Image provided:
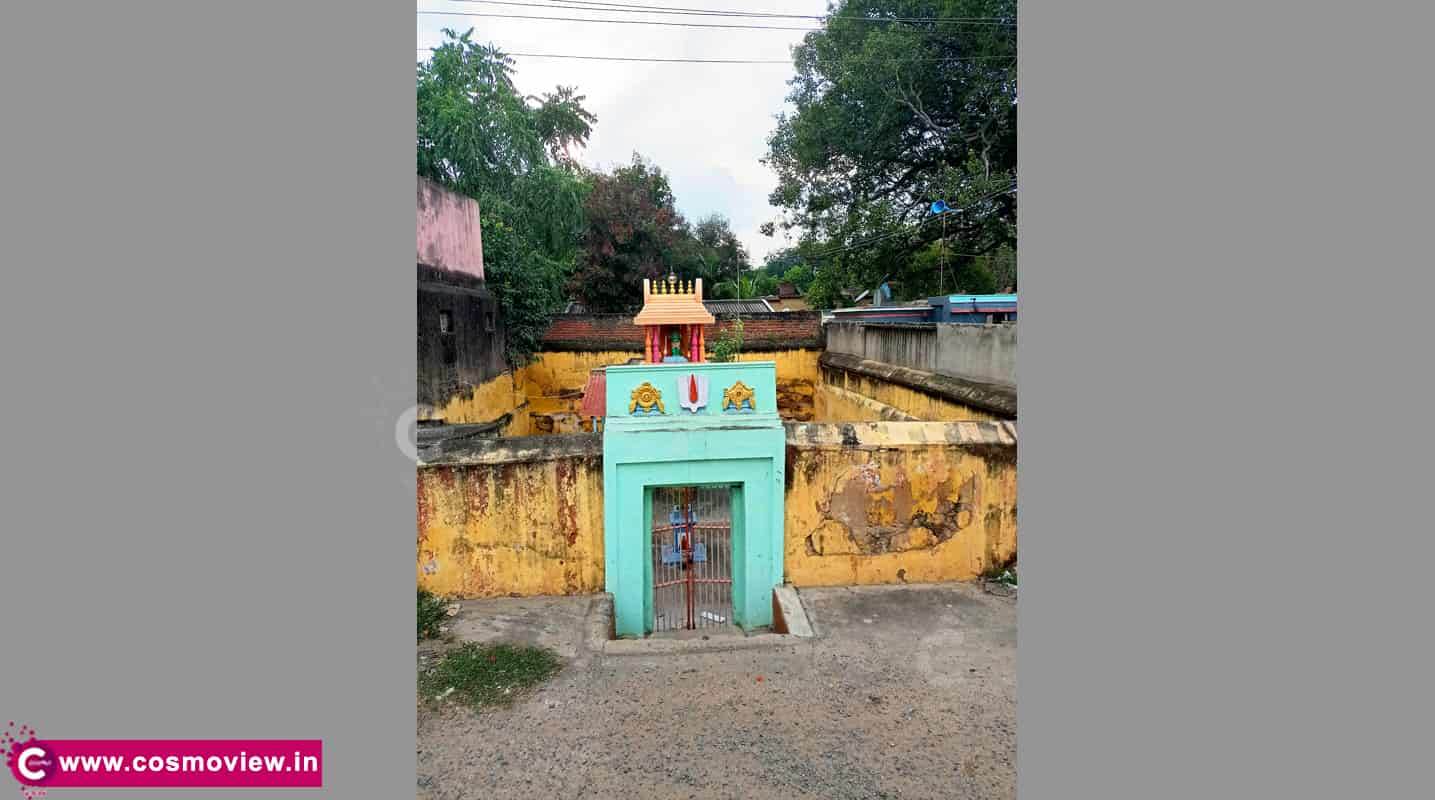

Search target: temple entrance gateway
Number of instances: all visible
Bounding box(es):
[602,276,785,638]
[649,485,734,632]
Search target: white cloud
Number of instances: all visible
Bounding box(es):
[417,0,830,264]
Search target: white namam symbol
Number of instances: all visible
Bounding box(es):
[677,374,709,413]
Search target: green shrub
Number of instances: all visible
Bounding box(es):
[708,319,744,362]
[417,589,446,640]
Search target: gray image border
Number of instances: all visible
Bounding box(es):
[1020,1,1431,797]
[1,2,416,798]
[2,1,1432,799]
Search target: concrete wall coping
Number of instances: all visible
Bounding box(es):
[823,320,1015,389]
[825,320,938,330]
[784,420,1017,449]
[820,351,1017,417]
[417,431,602,466]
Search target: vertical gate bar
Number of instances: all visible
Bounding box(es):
[700,486,707,628]
[684,486,693,630]
[691,486,697,630]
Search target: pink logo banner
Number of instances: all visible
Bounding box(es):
[6,738,322,790]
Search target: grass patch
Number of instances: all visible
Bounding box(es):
[418,589,446,640]
[419,642,563,709]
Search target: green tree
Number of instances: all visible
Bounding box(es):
[911,241,997,296]
[691,214,750,288]
[417,29,595,363]
[569,154,687,313]
[803,264,850,310]
[711,273,774,300]
[779,265,814,294]
[529,86,597,165]
[764,1,1017,303]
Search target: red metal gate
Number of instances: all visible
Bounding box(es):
[651,486,733,632]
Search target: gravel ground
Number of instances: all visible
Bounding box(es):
[418,583,1015,800]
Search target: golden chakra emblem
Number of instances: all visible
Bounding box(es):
[722,380,755,411]
[629,381,665,414]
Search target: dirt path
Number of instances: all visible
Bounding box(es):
[418,583,1015,800]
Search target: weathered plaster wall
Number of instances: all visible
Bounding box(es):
[417,421,1015,598]
[783,421,1017,587]
[417,265,508,412]
[736,349,819,421]
[417,434,604,597]
[418,368,529,436]
[817,359,1004,422]
[424,349,818,431]
[518,350,638,396]
[518,349,821,424]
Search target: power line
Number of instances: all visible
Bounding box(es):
[416,47,1014,65]
[438,0,1017,25]
[418,48,788,62]
[419,9,830,30]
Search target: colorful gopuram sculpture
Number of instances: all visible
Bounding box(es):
[632,272,715,364]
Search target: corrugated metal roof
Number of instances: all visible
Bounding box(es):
[936,294,1017,306]
[704,298,773,314]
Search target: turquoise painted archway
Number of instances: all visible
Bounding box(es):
[602,361,786,637]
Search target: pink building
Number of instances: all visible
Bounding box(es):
[416,175,483,279]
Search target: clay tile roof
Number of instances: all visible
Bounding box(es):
[579,368,606,418]
[632,277,716,326]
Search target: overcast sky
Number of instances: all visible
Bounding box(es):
[418,0,833,265]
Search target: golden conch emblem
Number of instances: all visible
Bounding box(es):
[629,381,665,414]
[722,380,755,411]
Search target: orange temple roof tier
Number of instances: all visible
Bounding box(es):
[632,276,716,326]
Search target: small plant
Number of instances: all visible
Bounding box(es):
[418,589,447,640]
[981,558,1017,587]
[708,318,744,362]
[419,643,563,709]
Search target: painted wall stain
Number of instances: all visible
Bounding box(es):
[417,454,606,598]
[784,438,1017,587]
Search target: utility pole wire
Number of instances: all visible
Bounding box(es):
[418,9,1020,33]
[439,0,1017,25]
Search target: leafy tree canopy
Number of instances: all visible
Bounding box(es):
[417,29,594,362]
[569,154,687,313]
[764,0,1017,306]
[570,157,755,311]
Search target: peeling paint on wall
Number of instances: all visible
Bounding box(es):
[420,349,822,431]
[783,423,1017,587]
[416,449,606,598]
[418,422,1015,597]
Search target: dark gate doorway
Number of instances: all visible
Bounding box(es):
[650,485,733,633]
